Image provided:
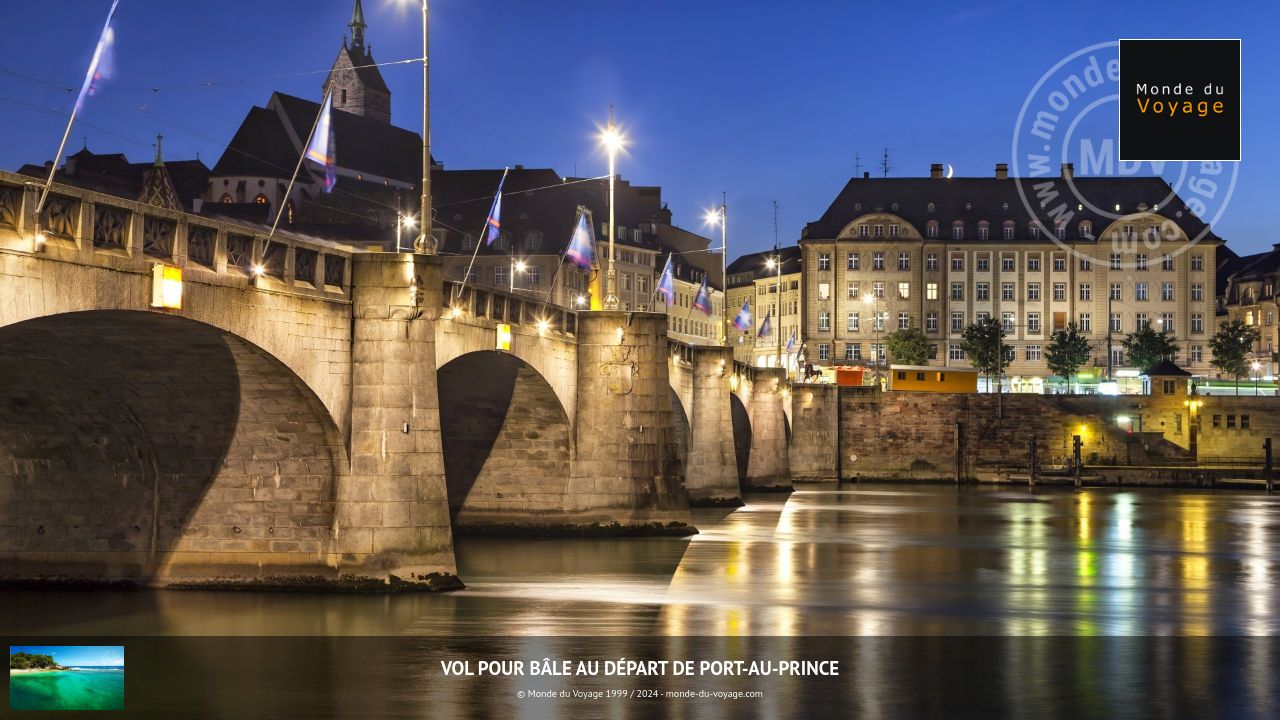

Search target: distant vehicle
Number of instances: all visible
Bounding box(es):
[887,365,978,393]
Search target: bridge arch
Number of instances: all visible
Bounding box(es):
[436,350,572,530]
[0,310,346,584]
[0,253,352,437]
[730,393,752,486]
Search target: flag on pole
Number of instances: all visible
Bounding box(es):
[304,93,336,193]
[74,0,121,113]
[656,256,674,306]
[757,310,772,339]
[732,301,752,332]
[566,210,595,269]
[692,276,712,315]
[483,174,506,245]
[786,329,796,353]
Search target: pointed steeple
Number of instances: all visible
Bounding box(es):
[349,0,367,49]
[138,133,183,211]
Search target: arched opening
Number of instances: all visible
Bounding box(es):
[730,393,752,485]
[437,351,571,530]
[668,388,689,477]
[0,311,344,583]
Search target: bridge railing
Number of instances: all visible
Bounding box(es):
[443,279,577,336]
[0,171,354,300]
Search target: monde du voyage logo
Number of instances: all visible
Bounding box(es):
[1120,39,1241,162]
[1011,39,1240,268]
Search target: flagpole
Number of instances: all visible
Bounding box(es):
[456,167,508,305]
[35,0,120,219]
[269,87,333,241]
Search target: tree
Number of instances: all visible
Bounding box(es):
[1209,318,1261,395]
[884,327,931,366]
[1122,324,1179,373]
[1045,322,1093,391]
[960,318,1012,384]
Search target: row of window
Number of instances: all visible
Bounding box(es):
[817,279,1205,304]
[669,316,715,338]
[814,309,1209,336]
[813,342,1213,367]
[855,219,1171,242]
[817,251,1206,273]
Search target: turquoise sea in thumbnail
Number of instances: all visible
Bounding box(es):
[10,667,125,711]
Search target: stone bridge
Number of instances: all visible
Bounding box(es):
[0,172,790,591]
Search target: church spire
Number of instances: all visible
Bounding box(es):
[349,0,367,49]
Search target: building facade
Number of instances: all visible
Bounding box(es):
[1219,244,1280,381]
[726,247,802,370]
[660,250,724,346]
[798,163,1224,391]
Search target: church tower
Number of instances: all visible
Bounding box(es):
[323,0,391,123]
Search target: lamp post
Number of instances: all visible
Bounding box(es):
[767,255,783,371]
[393,0,434,251]
[1253,360,1262,396]
[599,112,625,311]
[511,259,525,293]
[397,212,417,252]
[863,292,883,386]
[705,200,728,344]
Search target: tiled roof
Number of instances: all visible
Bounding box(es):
[802,174,1220,244]
[212,93,421,183]
[16,147,210,211]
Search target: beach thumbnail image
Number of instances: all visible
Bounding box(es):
[10,645,124,711]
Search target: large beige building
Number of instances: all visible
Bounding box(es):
[798,163,1224,391]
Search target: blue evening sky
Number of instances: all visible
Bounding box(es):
[11,645,124,667]
[1,1,1276,254]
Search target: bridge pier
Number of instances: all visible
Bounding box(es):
[338,254,461,589]
[563,312,695,534]
[683,346,742,506]
[745,368,793,492]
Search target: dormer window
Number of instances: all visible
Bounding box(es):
[927,202,936,213]
[952,221,964,240]
[1002,220,1015,240]
[1079,221,1093,238]
[977,221,990,240]
[926,220,938,238]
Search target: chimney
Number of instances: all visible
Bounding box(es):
[930,163,944,179]
[863,171,870,179]
[1061,162,1074,179]
[995,163,1008,180]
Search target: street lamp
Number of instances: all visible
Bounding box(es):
[766,255,783,371]
[1252,360,1262,396]
[862,292,883,386]
[511,259,526,293]
[396,212,417,252]
[704,200,727,344]
[392,0,433,251]
[598,113,626,311]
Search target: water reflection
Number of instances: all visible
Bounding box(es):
[4,485,1280,638]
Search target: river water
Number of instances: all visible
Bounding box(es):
[5,484,1280,718]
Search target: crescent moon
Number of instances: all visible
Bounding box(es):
[945,164,954,179]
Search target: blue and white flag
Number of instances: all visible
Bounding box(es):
[304,93,336,193]
[692,276,712,315]
[732,301,752,332]
[786,329,796,352]
[74,0,121,113]
[484,174,505,245]
[566,210,595,269]
[757,310,772,339]
[656,256,674,306]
